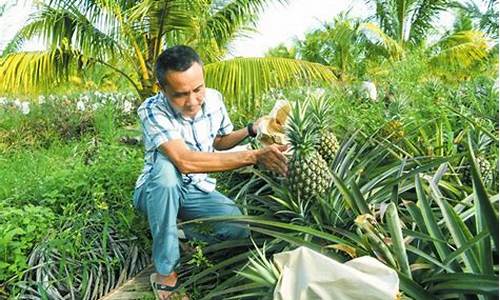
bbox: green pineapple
[382,119,405,141]
[462,155,493,186]
[310,96,339,164]
[286,100,333,201]
[382,92,407,142]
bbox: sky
[0,0,460,57]
[227,0,371,57]
[0,0,34,51]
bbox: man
[133,45,288,300]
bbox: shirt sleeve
[138,102,182,148]
[217,99,234,136]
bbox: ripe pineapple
[286,100,333,201]
[310,96,339,164]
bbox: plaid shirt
[135,88,233,192]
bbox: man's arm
[213,121,261,151]
[160,139,288,175]
[212,127,249,150]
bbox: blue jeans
[133,153,249,275]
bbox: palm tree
[368,0,451,46]
[264,13,403,80]
[361,0,494,72]
[0,0,336,110]
[295,13,366,81]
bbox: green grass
[0,95,151,298]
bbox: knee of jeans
[151,155,181,189]
[218,198,243,216]
[221,223,250,240]
[220,207,250,240]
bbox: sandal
[150,273,188,300]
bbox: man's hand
[256,144,289,176]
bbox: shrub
[0,205,56,283]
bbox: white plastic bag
[257,100,291,146]
[273,247,399,300]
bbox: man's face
[160,62,206,118]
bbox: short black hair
[155,45,203,88]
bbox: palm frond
[3,2,122,60]
[430,30,491,70]
[0,49,88,93]
[0,48,142,94]
[453,0,499,38]
[204,57,337,112]
[408,0,449,45]
[369,0,454,44]
[395,0,419,43]
[371,0,399,39]
[360,22,404,60]
[201,0,287,58]
[127,0,196,38]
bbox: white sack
[273,247,399,300]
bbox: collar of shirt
[160,93,207,123]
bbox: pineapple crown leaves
[385,93,408,120]
[236,240,280,288]
[286,99,320,156]
[310,95,335,131]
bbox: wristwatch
[247,123,257,137]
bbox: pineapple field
[0,72,498,299]
[0,0,499,299]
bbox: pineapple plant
[381,93,408,142]
[310,96,340,164]
[381,119,405,141]
[458,130,496,187]
[461,154,493,186]
[286,100,333,201]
